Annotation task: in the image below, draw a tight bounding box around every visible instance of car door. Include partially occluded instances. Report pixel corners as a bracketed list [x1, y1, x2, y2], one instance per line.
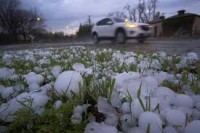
[102, 18, 115, 37]
[96, 18, 107, 37]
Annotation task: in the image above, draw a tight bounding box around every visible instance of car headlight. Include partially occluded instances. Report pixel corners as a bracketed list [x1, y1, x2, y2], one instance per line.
[125, 23, 138, 28]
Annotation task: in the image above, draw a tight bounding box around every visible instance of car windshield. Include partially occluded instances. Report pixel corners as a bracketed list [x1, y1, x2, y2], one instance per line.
[113, 18, 124, 23]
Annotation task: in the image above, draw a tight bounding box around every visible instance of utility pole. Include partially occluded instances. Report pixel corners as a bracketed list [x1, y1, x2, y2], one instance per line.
[88, 15, 91, 26]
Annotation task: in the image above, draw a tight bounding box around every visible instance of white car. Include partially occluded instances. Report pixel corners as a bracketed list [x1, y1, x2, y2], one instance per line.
[92, 17, 151, 44]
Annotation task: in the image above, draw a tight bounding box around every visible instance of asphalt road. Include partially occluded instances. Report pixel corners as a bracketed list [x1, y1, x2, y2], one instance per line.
[1, 39, 200, 56]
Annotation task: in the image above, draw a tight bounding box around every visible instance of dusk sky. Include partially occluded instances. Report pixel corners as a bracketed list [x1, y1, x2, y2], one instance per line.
[21, 0, 200, 34]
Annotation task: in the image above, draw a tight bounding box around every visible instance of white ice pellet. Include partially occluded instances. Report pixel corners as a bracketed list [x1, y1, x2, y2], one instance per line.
[29, 92, 49, 111]
[0, 67, 15, 79]
[139, 112, 162, 133]
[29, 83, 40, 91]
[187, 52, 198, 61]
[23, 72, 44, 85]
[84, 122, 118, 133]
[154, 87, 176, 106]
[192, 109, 200, 120]
[110, 91, 121, 108]
[131, 98, 145, 119]
[1, 86, 14, 99]
[166, 109, 186, 126]
[54, 100, 63, 109]
[121, 102, 131, 113]
[127, 127, 145, 133]
[51, 66, 62, 78]
[73, 105, 84, 114]
[185, 120, 200, 133]
[71, 113, 82, 124]
[54, 71, 83, 99]
[105, 114, 118, 126]
[120, 114, 136, 126]
[171, 94, 194, 108]
[163, 126, 178, 133]
[97, 97, 117, 115]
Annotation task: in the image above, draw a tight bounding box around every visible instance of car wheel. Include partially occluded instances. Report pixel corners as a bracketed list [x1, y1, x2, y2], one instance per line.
[137, 34, 146, 43]
[92, 34, 99, 44]
[137, 38, 145, 43]
[115, 31, 126, 44]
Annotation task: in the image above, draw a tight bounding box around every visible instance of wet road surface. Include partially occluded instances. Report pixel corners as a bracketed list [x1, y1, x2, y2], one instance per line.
[1, 39, 200, 56]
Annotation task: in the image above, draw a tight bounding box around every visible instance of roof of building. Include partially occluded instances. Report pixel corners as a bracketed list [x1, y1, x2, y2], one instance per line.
[166, 13, 200, 20]
[149, 12, 200, 24]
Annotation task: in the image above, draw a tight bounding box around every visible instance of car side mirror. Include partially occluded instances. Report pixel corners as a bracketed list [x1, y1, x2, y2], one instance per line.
[107, 21, 114, 25]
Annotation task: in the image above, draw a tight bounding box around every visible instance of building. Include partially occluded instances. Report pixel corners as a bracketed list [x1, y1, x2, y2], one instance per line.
[150, 10, 200, 37]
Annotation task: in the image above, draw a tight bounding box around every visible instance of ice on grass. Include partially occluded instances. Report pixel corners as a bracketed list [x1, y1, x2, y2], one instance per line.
[1, 86, 14, 99]
[154, 71, 172, 84]
[82, 104, 91, 112]
[72, 63, 85, 71]
[110, 91, 121, 108]
[166, 109, 186, 126]
[54, 100, 63, 109]
[121, 102, 131, 114]
[163, 126, 178, 133]
[38, 58, 50, 65]
[72, 63, 93, 75]
[40, 82, 53, 94]
[139, 112, 162, 133]
[71, 113, 82, 124]
[154, 87, 176, 106]
[140, 76, 158, 96]
[192, 95, 200, 110]
[131, 98, 145, 119]
[29, 91, 49, 111]
[73, 105, 84, 114]
[0, 96, 27, 122]
[29, 83, 40, 91]
[51, 66, 62, 78]
[0, 67, 15, 79]
[112, 52, 124, 64]
[2, 53, 13, 65]
[114, 72, 140, 97]
[177, 107, 193, 117]
[54, 71, 83, 99]
[114, 72, 140, 90]
[192, 109, 200, 120]
[187, 52, 198, 61]
[105, 114, 118, 126]
[120, 114, 136, 126]
[171, 94, 194, 108]
[23, 72, 44, 85]
[158, 51, 167, 58]
[84, 122, 118, 133]
[185, 120, 200, 133]
[138, 59, 150, 71]
[124, 57, 136, 66]
[127, 127, 145, 133]
[151, 59, 161, 69]
[117, 75, 158, 98]
[97, 96, 117, 115]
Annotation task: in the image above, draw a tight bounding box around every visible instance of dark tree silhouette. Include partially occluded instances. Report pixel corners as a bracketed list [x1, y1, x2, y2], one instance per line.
[0, 0, 45, 42]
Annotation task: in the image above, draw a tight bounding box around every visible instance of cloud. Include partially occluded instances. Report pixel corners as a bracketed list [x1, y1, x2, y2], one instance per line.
[158, 0, 200, 16]
[21, 0, 200, 33]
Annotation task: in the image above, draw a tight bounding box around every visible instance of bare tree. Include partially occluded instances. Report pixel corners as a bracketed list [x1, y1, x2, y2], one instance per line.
[124, 4, 133, 20]
[137, 0, 157, 23]
[0, 0, 45, 42]
[108, 11, 127, 18]
[124, 4, 137, 22]
[131, 8, 137, 22]
[137, 0, 148, 22]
